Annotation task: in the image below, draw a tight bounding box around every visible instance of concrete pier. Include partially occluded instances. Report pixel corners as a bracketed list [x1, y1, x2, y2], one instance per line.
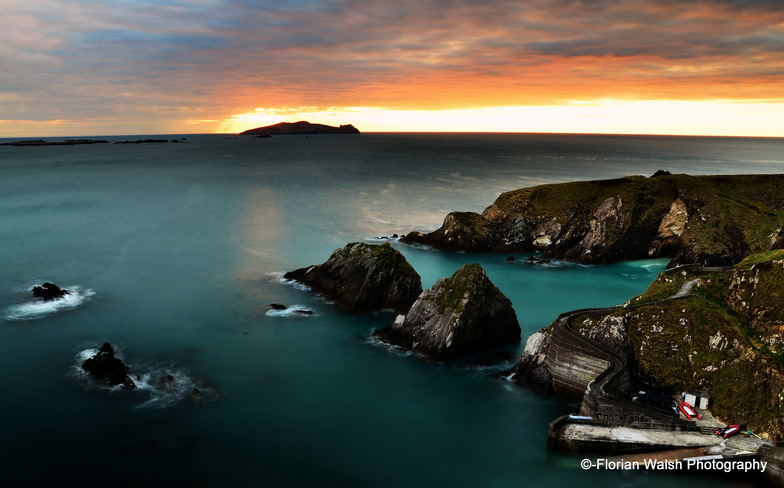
[542, 273, 784, 485]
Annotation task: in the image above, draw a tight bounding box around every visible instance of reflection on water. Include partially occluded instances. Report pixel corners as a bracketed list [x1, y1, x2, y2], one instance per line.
[2, 133, 781, 488]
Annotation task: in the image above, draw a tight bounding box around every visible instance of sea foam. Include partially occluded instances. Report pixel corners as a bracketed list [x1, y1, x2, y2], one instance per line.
[3, 285, 95, 321]
[269, 271, 311, 292]
[265, 304, 316, 317]
[70, 346, 220, 408]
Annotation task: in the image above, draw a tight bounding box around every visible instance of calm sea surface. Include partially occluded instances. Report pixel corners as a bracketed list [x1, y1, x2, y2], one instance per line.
[2, 133, 782, 487]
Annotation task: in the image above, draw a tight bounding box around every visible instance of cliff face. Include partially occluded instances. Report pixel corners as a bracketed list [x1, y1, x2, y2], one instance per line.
[374, 263, 520, 360]
[725, 253, 784, 350]
[284, 242, 421, 313]
[512, 250, 784, 438]
[240, 121, 360, 135]
[403, 174, 784, 267]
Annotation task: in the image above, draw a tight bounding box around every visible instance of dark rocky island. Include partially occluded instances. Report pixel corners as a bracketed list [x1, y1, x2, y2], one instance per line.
[32, 282, 69, 301]
[81, 342, 137, 390]
[240, 121, 360, 135]
[113, 138, 182, 144]
[374, 263, 520, 360]
[284, 242, 421, 313]
[1, 139, 109, 146]
[403, 174, 784, 268]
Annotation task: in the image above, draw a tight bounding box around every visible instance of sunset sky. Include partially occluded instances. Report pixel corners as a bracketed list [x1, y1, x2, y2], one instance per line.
[2, 0, 783, 137]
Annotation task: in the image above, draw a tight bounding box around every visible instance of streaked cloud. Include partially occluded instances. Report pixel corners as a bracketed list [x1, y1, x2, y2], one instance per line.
[1, 0, 782, 135]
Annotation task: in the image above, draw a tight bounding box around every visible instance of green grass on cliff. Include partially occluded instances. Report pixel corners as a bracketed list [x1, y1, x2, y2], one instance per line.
[739, 249, 784, 266]
[432, 263, 484, 314]
[601, 250, 784, 435]
[628, 268, 703, 306]
[493, 175, 676, 225]
[450, 212, 489, 237]
[332, 242, 419, 277]
[492, 174, 784, 261]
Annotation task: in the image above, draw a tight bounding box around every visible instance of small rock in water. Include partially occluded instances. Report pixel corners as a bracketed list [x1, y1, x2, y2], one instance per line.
[32, 282, 69, 301]
[269, 303, 287, 310]
[81, 342, 136, 390]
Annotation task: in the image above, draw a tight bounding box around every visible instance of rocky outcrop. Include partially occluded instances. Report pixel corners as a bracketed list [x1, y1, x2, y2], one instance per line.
[283, 242, 422, 313]
[82, 342, 137, 390]
[724, 255, 784, 350]
[510, 250, 784, 439]
[374, 263, 520, 360]
[403, 174, 784, 267]
[32, 282, 69, 301]
[240, 121, 360, 135]
[508, 329, 552, 391]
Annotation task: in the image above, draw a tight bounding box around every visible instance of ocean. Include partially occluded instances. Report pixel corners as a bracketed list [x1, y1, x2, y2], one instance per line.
[1, 133, 782, 487]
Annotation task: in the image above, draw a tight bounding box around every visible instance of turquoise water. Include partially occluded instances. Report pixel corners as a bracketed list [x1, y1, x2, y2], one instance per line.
[2, 133, 781, 487]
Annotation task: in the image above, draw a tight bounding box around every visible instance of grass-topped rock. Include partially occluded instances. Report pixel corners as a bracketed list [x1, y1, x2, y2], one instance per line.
[511, 249, 784, 438]
[403, 174, 784, 267]
[284, 242, 422, 313]
[374, 263, 520, 360]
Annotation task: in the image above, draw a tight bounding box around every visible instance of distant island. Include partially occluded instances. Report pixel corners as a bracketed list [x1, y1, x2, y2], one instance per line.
[240, 121, 360, 135]
[1, 138, 187, 146]
[0, 139, 109, 146]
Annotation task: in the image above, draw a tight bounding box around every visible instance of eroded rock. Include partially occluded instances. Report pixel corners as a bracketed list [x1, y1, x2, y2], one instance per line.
[81, 342, 137, 390]
[374, 263, 520, 360]
[283, 242, 422, 313]
[32, 282, 69, 301]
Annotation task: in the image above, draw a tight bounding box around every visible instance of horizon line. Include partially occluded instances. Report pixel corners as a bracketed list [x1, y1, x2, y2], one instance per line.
[2, 130, 783, 140]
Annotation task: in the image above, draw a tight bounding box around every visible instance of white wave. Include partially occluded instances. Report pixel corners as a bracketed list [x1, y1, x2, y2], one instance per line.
[133, 367, 202, 409]
[364, 334, 417, 358]
[70, 347, 219, 408]
[268, 271, 311, 292]
[364, 235, 402, 242]
[3, 285, 95, 321]
[265, 304, 316, 317]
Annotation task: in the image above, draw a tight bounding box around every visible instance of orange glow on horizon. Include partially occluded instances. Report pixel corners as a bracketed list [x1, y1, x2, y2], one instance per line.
[220, 101, 784, 138]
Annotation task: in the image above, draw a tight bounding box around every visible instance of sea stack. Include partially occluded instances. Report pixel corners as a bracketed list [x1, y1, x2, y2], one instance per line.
[374, 263, 520, 360]
[81, 342, 137, 390]
[284, 242, 422, 313]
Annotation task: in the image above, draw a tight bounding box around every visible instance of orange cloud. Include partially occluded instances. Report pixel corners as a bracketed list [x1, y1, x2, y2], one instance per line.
[2, 0, 783, 136]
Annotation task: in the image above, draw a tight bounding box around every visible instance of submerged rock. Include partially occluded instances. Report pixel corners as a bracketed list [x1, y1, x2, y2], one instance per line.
[283, 242, 422, 313]
[82, 342, 137, 390]
[32, 282, 69, 301]
[374, 263, 520, 360]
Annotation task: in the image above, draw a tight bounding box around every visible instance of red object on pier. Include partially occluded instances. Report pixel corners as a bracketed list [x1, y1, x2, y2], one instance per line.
[678, 401, 702, 420]
[716, 425, 740, 438]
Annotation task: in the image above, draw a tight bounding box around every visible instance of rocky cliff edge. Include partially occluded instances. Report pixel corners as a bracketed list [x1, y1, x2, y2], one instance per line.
[511, 249, 784, 439]
[403, 174, 784, 267]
